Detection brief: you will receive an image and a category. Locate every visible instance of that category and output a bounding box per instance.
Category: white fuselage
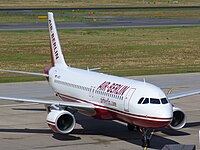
[47,66,173,128]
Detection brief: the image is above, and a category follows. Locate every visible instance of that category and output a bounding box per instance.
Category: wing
[168,89,200,100]
[0,96,94,109]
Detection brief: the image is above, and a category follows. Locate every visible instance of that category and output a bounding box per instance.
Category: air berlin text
[100,98,117,107]
[97,81,129,95]
[49,19,59,60]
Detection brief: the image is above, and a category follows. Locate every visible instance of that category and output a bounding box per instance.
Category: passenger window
[161,98,168,104]
[150,98,160,104]
[138,97,144,104]
[142,98,149,104]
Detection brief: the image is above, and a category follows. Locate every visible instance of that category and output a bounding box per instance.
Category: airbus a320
[0,12,200,148]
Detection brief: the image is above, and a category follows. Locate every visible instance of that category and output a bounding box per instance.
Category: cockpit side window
[142,98,149,104]
[150,98,160,104]
[138,97,144,104]
[161,98,168,104]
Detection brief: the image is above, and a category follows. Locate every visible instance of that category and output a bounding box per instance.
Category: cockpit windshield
[138,97,168,104]
[161,98,168,104]
[150,98,160,104]
[138,97,144,104]
[143,98,149,104]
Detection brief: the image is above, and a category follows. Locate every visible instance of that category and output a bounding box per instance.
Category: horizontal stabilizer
[0,69,49,77]
[87,67,101,71]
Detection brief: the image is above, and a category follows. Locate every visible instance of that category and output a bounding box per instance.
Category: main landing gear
[127,123,140,131]
[127,124,154,148]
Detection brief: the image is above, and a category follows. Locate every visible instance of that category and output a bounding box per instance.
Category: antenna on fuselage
[143,78,146,84]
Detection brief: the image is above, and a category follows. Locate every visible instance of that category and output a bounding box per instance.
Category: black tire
[127,124,135,131]
[142,139,150,148]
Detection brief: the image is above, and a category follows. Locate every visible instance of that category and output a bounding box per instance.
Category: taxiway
[0,18,200,31]
[0,73,200,150]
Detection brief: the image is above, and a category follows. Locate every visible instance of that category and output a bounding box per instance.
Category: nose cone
[147,103,173,128]
[132,103,173,128]
[156,103,173,119]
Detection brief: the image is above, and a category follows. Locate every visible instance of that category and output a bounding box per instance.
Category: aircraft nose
[158,103,173,119]
[148,104,173,128]
[135,103,173,128]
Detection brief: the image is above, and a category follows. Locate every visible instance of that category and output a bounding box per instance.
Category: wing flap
[168,89,200,100]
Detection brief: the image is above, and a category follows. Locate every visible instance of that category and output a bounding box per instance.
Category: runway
[0,8,200,31]
[0,18,200,31]
[0,73,200,150]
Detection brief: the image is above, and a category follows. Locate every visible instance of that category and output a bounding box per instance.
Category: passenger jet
[0,12,200,148]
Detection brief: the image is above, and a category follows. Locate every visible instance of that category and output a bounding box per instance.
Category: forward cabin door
[124,88,136,112]
[89,86,95,98]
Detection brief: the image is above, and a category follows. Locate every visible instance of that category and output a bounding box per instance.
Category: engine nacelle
[47,110,76,134]
[168,106,186,130]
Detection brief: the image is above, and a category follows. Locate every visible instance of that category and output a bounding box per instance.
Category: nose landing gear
[140,128,154,148]
[127,124,154,148]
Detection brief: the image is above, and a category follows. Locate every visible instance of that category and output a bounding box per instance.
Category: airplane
[0,12,200,148]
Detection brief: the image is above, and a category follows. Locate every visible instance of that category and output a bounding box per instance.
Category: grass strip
[0,8,200,23]
[0,26,200,82]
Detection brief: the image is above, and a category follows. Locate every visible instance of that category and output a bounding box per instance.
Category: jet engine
[47,110,76,134]
[169,106,186,130]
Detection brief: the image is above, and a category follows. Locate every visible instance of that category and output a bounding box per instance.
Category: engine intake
[169,106,186,130]
[47,110,76,134]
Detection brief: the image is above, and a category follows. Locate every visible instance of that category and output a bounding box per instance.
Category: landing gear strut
[127,124,140,131]
[127,124,154,148]
[140,128,154,148]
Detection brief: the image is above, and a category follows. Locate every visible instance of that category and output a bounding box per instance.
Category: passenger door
[89,86,95,98]
[124,88,136,112]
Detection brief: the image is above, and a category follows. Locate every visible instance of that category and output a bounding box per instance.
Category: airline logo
[49,19,59,60]
[97,81,129,95]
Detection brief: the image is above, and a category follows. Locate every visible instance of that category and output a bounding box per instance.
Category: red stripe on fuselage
[47,120,55,125]
[57,93,172,128]
[58,93,171,120]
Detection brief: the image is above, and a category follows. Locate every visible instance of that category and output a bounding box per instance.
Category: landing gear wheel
[127,124,140,131]
[135,126,140,131]
[127,124,135,131]
[142,138,150,148]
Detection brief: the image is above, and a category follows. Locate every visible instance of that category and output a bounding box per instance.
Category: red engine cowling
[47,110,76,134]
[168,106,186,130]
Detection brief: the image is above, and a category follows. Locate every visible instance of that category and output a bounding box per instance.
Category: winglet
[48,12,67,67]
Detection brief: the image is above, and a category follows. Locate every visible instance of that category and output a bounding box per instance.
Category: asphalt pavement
[0,18,200,31]
[0,73,200,150]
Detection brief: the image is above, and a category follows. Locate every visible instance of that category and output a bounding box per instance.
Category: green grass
[95,8,200,18]
[52,8,200,18]
[0,12,114,23]
[0,26,200,82]
[0,8,200,24]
